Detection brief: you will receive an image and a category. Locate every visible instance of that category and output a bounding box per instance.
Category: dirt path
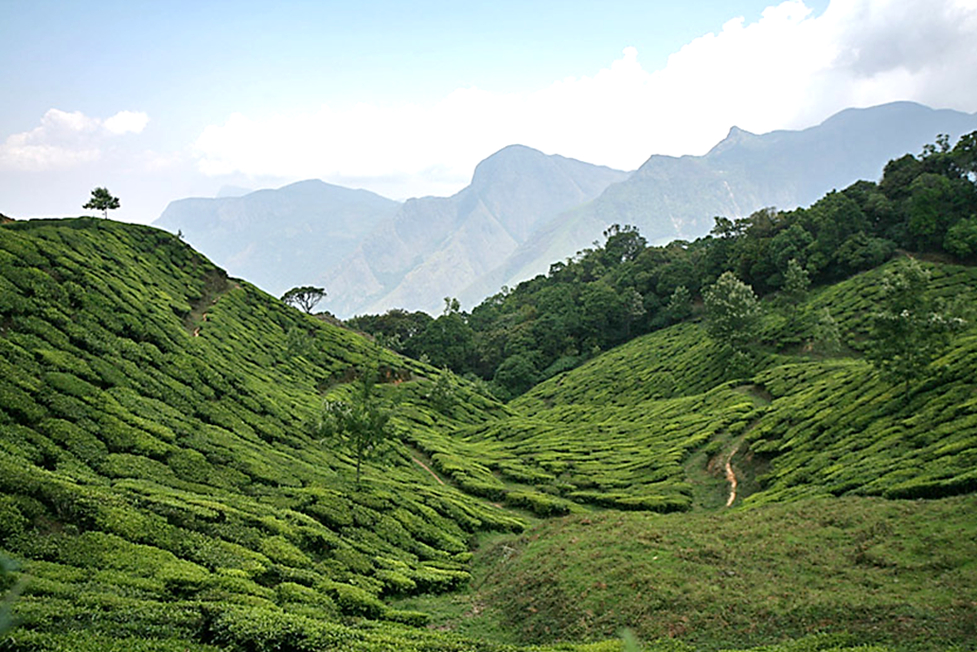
[404,446,504,508]
[185,277,238,337]
[411,454,446,485]
[192,312,209,337]
[724,443,740,507]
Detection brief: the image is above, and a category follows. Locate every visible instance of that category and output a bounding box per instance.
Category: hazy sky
[2,0,976,224]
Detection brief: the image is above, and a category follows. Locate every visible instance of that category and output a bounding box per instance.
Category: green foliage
[0,217,531,651]
[349,132,977,399]
[664,285,692,323]
[810,308,842,356]
[781,258,810,326]
[315,357,394,484]
[1,553,25,634]
[82,187,120,218]
[703,271,761,354]
[944,216,977,258]
[4,196,977,652]
[425,370,456,414]
[866,258,966,400]
[468,497,977,650]
[280,285,326,313]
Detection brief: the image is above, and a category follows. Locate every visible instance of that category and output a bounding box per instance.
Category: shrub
[323,581,386,618]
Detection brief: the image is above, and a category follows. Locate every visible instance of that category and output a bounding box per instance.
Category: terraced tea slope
[400,260,977,650]
[3,218,977,652]
[0,218,550,651]
[406,260,977,514]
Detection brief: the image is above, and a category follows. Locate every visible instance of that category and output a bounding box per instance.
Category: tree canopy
[82,187,120,218]
[867,258,966,401]
[281,286,326,313]
[314,357,392,484]
[703,271,761,354]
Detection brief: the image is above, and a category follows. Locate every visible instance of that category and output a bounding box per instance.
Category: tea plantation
[2,217,976,651]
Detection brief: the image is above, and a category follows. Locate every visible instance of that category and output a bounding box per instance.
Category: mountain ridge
[154,102,977,317]
[155,179,400,299]
[457,101,977,306]
[322,144,628,316]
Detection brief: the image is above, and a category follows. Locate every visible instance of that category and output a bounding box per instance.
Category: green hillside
[2,216,977,652]
[399,261,977,517]
[394,260,977,650]
[0,218,536,651]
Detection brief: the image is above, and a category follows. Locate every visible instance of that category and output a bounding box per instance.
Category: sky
[1,0,976,225]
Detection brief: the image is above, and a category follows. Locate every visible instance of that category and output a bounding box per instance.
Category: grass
[425,495,977,651]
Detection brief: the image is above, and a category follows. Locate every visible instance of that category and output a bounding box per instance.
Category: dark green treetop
[703,271,761,354]
[281,286,326,313]
[82,187,120,218]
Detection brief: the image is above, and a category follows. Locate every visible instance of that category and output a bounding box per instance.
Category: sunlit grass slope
[0,217,561,651]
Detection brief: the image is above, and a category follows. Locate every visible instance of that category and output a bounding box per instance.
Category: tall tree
[83,187,120,218]
[0,554,24,635]
[315,354,392,484]
[781,258,810,329]
[703,271,761,355]
[867,258,965,402]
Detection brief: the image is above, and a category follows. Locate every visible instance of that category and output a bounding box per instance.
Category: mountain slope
[154,179,400,298]
[469,102,977,300]
[323,145,628,316]
[0,217,546,651]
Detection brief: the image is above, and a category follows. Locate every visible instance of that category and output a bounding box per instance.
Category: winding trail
[409,454,446,485]
[724,443,740,507]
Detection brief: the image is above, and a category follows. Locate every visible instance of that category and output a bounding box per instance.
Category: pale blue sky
[2,0,974,223]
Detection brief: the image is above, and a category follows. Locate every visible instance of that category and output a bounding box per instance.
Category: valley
[1,129,977,652]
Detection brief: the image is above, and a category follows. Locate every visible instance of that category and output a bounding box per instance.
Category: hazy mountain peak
[469,144,550,187]
[707,125,759,156]
[324,146,629,315]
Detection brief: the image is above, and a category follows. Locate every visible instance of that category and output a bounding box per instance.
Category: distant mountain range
[323,145,628,316]
[155,180,399,298]
[458,102,977,308]
[155,102,977,317]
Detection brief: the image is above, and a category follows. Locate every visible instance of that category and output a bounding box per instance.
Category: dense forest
[349,131,977,398]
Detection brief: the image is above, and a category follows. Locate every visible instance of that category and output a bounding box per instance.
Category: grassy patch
[462,496,977,650]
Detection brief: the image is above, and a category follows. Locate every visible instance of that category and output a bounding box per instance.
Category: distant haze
[155,102,977,317]
[2,0,976,224]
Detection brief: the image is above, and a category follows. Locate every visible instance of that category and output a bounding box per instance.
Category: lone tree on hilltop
[83,187,120,218]
[281,286,326,313]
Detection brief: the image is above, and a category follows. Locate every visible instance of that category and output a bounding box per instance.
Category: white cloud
[0,108,150,171]
[193,0,977,198]
[103,110,150,135]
